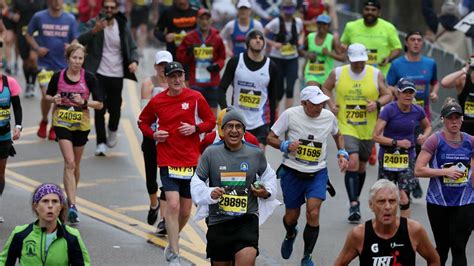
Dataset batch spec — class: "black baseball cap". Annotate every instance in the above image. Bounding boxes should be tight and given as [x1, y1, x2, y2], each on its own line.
[441, 105, 463, 118]
[364, 0, 381, 9]
[165, 61, 185, 76]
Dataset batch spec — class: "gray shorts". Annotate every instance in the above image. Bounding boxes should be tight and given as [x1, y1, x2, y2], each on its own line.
[378, 158, 417, 193]
[343, 135, 374, 162]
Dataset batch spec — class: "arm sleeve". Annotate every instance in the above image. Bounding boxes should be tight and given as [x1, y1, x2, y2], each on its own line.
[176, 35, 193, 65]
[77, 20, 97, 45]
[0, 230, 17, 264]
[11, 96, 22, 126]
[125, 27, 139, 64]
[27, 15, 38, 35]
[422, 0, 439, 33]
[200, 132, 215, 153]
[215, 37, 226, 70]
[197, 95, 216, 133]
[67, 230, 91, 266]
[258, 160, 277, 201]
[340, 23, 350, 45]
[85, 72, 103, 102]
[431, 61, 438, 83]
[268, 60, 278, 126]
[217, 56, 239, 108]
[46, 72, 61, 96]
[192, 150, 220, 205]
[245, 132, 260, 147]
[386, 64, 398, 86]
[387, 25, 402, 50]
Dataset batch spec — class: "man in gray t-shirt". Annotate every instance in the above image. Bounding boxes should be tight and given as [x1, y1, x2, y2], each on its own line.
[191, 109, 277, 264]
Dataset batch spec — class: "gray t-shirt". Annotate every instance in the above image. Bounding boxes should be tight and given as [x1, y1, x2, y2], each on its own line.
[197, 141, 267, 225]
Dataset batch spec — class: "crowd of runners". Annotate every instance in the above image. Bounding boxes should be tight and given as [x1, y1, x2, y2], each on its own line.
[0, 0, 472, 265]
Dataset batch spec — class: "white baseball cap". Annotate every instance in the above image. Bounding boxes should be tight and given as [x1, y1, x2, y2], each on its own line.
[237, 0, 251, 8]
[347, 43, 368, 62]
[300, 86, 330, 104]
[155, 50, 173, 65]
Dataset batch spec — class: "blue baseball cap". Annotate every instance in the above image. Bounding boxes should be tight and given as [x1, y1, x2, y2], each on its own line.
[397, 78, 416, 92]
[316, 14, 331, 24]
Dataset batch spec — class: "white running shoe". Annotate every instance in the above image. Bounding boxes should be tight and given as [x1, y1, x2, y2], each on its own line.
[95, 143, 107, 156]
[107, 129, 118, 148]
[0, 216, 4, 223]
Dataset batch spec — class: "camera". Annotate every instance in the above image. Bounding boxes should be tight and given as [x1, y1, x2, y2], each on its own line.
[98, 11, 106, 21]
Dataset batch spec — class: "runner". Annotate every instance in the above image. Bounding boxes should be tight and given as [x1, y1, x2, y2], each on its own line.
[300, 0, 339, 37]
[191, 108, 278, 265]
[25, 0, 78, 141]
[264, 0, 304, 109]
[373, 78, 431, 218]
[153, 0, 197, 59]
[334, 179, 440, 265]
[129, 0, 150, 54]
[0, 183, 90, 265]
[218, 29, 277, 149]
[440, 57, 474, 136]
[220, 0, 263, 58]
[141, 50, 172, 235]
[302, 14, 344, 87]
[138, 61, 215, 264]
[415, 97, 474, 266]
[267, 86, 348, 265]
[176, 8, 226, 116]
[78, 0, 139, 156]
[386, 30, 438, 199]
[45, 43, 103, 224]
[0, 69, 23, 223]
[322, 43, 392, 223]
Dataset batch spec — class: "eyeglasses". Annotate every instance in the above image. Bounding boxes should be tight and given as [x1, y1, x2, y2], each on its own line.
[224, 123, 244, 131]
[103, 5, 116, 9]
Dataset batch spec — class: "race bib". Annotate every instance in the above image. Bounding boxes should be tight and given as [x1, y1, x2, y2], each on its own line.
[442, 163, 469, 187]
[238, 90, 261, 110]
[414, 98, 425, 107]
[383, 149, 409, 171]
[195, 61, 211, 83]
[0, 108, 10, 122]
[218, 194, 248, 215]
[346, 105, 367, 125]
[308, 62, 325, 75]
[295, 139, 322, 165]
[281, 44, 297, 56]
[194, 46, 213, 60]
[38, 70, 54, 86]
[57, 107, 83, 128]
[168, 166, 194, 180]
[367, 49, 377, 65]
[464, 100, 474, 117]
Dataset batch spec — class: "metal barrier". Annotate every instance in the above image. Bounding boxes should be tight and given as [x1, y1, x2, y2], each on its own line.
[337, 9, 464, 130]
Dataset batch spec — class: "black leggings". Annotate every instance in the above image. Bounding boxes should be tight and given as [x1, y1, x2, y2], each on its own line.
[95, 74, 124, 145]
[427, 203, 474, 266]
[142, 136, 158, 195]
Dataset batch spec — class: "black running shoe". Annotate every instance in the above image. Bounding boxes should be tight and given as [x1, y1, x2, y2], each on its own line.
[147, 202, 159, 225]
[156, 219, 167, 236]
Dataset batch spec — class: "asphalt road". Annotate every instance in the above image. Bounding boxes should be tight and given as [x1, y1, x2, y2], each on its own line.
[0, 47, 472, 265]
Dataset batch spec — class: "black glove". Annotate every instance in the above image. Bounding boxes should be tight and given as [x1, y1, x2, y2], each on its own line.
[206, 63, 220, 73]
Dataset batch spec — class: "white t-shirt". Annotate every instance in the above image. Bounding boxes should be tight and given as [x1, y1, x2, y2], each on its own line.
[265, 17, 303, 59]
[97, 19, 124, 78]
[271, 106, 338, 173]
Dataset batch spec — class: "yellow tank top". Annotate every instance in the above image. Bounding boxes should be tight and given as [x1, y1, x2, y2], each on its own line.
[335, 65, 379, 140]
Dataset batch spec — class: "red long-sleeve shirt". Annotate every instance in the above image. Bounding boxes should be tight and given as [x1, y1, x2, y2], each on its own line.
[78, 0, 103, 23]
[138, 88, 215, 167]
[176, 28, 226, 87]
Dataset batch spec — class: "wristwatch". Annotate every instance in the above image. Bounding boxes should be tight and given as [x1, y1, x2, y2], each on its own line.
[391, 139, 397, 147]
[15, 125, 22, 132]
[195, 125, 200, 133]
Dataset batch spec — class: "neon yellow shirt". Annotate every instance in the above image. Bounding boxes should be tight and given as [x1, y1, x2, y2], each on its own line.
[341, 18, 401, 76]
[335, 65, 379, 140]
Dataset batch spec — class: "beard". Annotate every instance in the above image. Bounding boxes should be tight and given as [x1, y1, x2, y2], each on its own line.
[363, 14, 377, 25]
[249, 46, 263, 53]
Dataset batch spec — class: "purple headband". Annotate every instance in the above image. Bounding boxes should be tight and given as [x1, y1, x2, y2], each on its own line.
[33, 183, 65, 204]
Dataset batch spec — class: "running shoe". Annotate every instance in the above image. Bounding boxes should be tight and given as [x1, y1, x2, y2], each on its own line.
[48, 127, 56, 141]
[147, 203, 159, 225]
[156, 219, 167, 236]
[25, 84, 35, 98]
[348, 203, 361, 223]
[37, 121, 48, 139]
[95, 143, 107, 156]
[107, 129, 118, 148]
[412, 181, 423, 199]
[0, 216, 4, 223]
[301, 255, 314, 266]
[69, 205, 80, 224]
[164, 245, 180, 265]
[281, 227, 298, 259]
